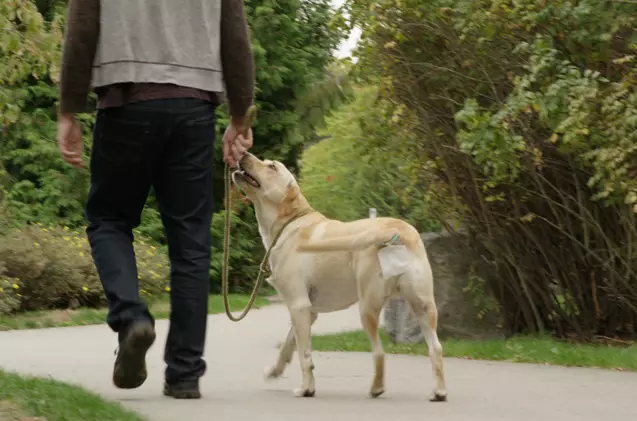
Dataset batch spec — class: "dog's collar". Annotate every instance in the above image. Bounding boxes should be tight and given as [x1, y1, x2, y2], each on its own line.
[260, 209, 315, 276]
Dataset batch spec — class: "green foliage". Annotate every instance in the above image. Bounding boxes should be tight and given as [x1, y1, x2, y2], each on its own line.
[0, 0, 94, 229]
[347, 0, 637, 339]
[300, 85, 439, 231]
[0, 197, 10, 237]
[0, 224, 169, 315]
[463, 265, 500, 322]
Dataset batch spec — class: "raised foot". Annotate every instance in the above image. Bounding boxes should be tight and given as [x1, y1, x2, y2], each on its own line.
[294, 387, 316, 397]
[113, 321, 156, 389]
[369, 388, 385, 399]
[430, 391, 447, 402]
[263, 365, 283, 380]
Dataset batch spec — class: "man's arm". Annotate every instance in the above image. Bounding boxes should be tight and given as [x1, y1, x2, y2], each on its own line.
[59, 0, 100, 115]
[220, 0, 256, 123]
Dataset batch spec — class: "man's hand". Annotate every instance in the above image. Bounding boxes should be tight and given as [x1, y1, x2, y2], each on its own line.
[222, 117, 253, 167]
[57, 113, 84, 168]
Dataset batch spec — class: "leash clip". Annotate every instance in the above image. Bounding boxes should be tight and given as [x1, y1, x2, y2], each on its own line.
[379, 233, 401, 248]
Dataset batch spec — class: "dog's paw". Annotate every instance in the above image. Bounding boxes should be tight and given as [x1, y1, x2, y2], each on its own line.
[369, 387, 385, 399]
[429, 390, 447, 402]
[263, 365, 283, 380]
[293, 387, 316, 398]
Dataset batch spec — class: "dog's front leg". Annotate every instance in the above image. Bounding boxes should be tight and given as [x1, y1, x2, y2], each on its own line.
[289, 300, 316, 397]
[265, 312, 318, 380]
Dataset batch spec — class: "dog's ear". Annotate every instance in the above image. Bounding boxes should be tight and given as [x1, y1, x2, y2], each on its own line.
[277, 183, 301, 219]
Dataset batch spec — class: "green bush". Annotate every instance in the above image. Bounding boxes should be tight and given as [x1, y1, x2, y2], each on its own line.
[0, 225, 169, 314]
[0, 267, 21, 315]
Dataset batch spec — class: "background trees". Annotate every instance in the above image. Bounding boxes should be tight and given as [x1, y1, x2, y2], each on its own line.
[336, 0, 637, 339]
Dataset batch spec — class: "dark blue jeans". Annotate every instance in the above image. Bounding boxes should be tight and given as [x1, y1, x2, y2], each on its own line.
[86, 98, 216, 385]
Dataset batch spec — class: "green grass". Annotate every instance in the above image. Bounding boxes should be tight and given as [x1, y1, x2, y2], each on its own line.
[0, 369, 145, 421]
[0, 294, 270, 331]
[312, 329, 637, 371]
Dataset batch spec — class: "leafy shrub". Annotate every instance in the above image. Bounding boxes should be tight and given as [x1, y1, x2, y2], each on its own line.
[0, 265, 21, 315]
[0, 225, 169, 314]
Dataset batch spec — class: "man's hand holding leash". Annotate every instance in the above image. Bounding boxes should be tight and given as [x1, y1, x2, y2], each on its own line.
[223, 116, 254, 167]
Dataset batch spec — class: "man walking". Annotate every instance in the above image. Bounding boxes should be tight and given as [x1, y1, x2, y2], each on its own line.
[56, 0, 255, 399]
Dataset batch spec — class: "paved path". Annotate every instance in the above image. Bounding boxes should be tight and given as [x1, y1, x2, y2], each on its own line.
[1, 303, 636, 421]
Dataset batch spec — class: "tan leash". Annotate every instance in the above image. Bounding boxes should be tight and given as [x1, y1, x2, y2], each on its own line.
[220, 106, 310, 321]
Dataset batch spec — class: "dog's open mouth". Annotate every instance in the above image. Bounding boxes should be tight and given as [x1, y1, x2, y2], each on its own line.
[235, 170, 261, 188]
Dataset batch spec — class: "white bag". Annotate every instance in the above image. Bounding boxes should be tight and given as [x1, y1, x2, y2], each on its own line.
[378, 245, 412, 278]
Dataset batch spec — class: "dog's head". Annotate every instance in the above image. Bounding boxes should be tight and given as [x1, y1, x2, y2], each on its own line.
[232, 154, 303, 219]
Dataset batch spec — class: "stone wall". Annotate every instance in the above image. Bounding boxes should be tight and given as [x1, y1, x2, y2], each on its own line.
[383, 230, 503, 343]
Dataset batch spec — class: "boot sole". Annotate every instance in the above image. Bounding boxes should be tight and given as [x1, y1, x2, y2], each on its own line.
[113, 322, 156, 389]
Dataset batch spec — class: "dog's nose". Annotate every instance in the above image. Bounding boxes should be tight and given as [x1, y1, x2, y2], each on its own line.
[240, 153, 256, 165]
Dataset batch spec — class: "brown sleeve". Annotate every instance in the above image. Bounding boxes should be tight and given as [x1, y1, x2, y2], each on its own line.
[59, 0, 100, 114]
[220, 0, 255, 119]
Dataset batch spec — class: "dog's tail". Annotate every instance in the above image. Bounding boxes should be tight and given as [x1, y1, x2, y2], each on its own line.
[296, 229, 400, 253]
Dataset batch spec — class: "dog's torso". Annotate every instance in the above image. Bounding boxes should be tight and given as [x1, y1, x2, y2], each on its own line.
[266, 215, 359, 312]
[265, 214, 414, 313]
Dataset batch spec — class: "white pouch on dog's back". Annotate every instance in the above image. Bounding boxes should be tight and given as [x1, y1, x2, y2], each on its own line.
[378, 245, 412, 278]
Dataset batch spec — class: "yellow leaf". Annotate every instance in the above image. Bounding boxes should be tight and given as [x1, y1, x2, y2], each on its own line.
[384, 41, 397, 49]
[520, 213, 536, 223]
[549, 133, 559, 143]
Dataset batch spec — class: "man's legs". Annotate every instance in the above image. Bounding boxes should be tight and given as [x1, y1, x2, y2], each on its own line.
[86, 105, 162, 388]
[152, 99, 216, 398]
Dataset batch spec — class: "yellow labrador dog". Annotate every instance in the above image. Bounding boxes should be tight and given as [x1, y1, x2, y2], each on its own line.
[232, 153, 447, 402]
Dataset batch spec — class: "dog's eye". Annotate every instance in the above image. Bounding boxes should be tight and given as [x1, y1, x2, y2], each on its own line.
[268, 163, 277, 171]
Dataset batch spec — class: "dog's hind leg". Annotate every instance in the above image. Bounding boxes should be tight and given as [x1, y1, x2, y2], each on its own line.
[359, 294, 387, 398]
[402, 286, 447, 402]
[264, 312, 318, 380]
